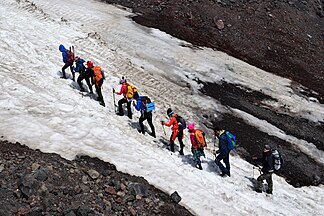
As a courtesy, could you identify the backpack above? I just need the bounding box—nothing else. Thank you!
[126,84,138,99]
[176,115,186,131]
[195,130,206,148]
[272,149,283,171]
[225,131,237,150]
[67,50,75,63]
[141,96,155,112]
[93,66,103,85]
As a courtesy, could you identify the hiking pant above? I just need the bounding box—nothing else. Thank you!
[215,151,230,175]
[170,130,184,152]
[256,172,273,192]
[118,98,132,119]
[77,74,93,93]
[62,62,74,79]
[139,111,155,135]
[95,79,104,106]
[192,147,205,167]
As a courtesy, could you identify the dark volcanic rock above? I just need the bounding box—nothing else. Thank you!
[0,140,192,216]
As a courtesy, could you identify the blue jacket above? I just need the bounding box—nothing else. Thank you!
[74,59,85,73]
[218,132,230,155]
[59,44,68,63]
[134,96,146,113]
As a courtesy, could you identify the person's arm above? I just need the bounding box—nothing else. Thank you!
[134,99,142,111]
[116,85,125,95]
[163,117,176,127]
[62,52,68,63]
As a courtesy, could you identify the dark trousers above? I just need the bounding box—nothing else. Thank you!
[256,172,273,192]
[215,152,230,175]
[62,62,74,80]
[95,79,104,106]
[170,130,184,152]
[77,74,93,93]
[139,111,155,135]
[118,98,132,119]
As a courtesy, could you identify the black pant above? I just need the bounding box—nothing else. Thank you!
[139,111,155,135]
[95,79,104,106]
[215,151,230,175]
[77,74,93,93]
[62,62,74,79]
[170,130,184,152]
[118,98,132,119]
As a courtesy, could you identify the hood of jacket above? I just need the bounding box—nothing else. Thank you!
[59,44,67,52]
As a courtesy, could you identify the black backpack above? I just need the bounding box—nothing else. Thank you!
[176,115,186,131]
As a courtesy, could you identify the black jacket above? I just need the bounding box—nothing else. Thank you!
[255,150,274,173]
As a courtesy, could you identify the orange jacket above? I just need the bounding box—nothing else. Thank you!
[163,114,178,131]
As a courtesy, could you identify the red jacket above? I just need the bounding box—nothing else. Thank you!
[163,114,178,131]
[116,83,128,98]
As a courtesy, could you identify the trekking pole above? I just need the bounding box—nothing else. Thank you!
[162,125,166,136]
[253,166,255,179]
[112,88,116,113]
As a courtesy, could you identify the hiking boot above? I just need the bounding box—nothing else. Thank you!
[99,101,105,107]
[149,132,156,138]
[60,76,67,79]
[179,150,184,155]
[137,129,145,134]
[220,173,227,177]
[266,190,272,194]
[255,189,262,193]
[116,113,124,116]
[198,164,202,170]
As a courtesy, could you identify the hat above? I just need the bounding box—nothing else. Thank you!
[264,145,271,151]
[167,108,173,116]
[187,123,194,130]
[87,61,94,68]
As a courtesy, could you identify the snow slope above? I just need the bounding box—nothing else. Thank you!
[0,0,323,215]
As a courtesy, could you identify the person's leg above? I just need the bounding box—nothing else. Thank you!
[85,76,93,93]
[177,130,184,155]
[96,80,104,106]
[256,173,267,192]
[170,131,177,152]
[77,74,84,91]
[146,112,155,137]
[138,114,145,134]
[265,173,273,193]
[126,100,132,119]
[69,64,75,81]
[215,154,226,174]
[118,98,126,115]
[61,63,69,78]
[223,153,230,176]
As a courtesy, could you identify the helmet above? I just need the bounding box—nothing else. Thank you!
[87,61,94,68]
[75,56,80,62]
[187,123,194,130]
[167,108,173,116]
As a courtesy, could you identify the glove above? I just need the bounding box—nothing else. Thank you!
[216,150,220,154]
[161,121,164,125]
[113,88,115,93]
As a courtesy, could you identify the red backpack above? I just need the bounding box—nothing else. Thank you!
[67,50,75,63]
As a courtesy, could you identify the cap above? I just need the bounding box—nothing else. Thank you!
[87,61,94,68]
[167,108,173,116]
[187,123,194,130]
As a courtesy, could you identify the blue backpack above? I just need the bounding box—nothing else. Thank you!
[225,131,237,150]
